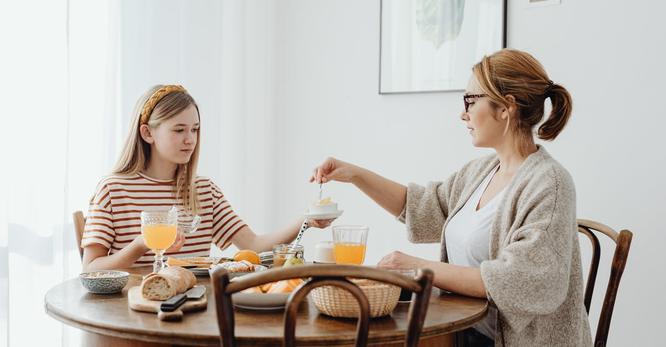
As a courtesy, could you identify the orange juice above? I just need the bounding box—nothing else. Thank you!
[333,243,366,265]
[142,224,177,250]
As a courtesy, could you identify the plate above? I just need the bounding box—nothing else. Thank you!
[190,264,268,278]
[233,304,285,311]
[304,210,344,220]
[232,292,290,310]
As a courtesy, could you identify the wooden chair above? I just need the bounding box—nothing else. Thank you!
[211,264,434,347]
[72,211,85,260]
[577,219,633,347]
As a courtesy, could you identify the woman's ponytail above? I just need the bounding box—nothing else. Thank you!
[538,84,573,141]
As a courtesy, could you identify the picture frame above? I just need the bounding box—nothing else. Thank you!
[526,0,561,8]
[379,0,507,94]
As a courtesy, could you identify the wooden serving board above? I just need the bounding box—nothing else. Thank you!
[128,286,207,321]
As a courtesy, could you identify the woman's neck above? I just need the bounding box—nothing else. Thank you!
[143,157,177,180]
[494,138,537,176]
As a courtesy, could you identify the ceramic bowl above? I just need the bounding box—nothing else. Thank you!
[79,270,129,294]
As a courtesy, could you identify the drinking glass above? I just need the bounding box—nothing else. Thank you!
[332,225,369,265]
[173,205,201,234]
[141,208,178,273]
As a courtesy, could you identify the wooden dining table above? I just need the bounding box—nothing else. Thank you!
[45,267,488,346]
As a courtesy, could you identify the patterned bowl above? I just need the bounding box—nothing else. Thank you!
[79,271,130,294]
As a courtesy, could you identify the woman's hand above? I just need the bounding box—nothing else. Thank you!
[377,250,426,270]
[166,231,186,253]
[309,157,360,184]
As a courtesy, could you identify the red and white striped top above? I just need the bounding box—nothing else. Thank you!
[81,172,247,266]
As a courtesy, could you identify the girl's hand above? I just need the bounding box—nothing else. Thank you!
[377,251,425,270]
[166,231,186,253]
[309,157,359,184]
[307,218,335,229]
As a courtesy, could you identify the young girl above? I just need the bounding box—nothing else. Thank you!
[311,49,592,346]
[82,85,331,271]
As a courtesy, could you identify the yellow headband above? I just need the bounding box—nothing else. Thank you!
[140,85,187,124]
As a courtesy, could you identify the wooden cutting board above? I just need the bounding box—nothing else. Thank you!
[128,286,207,321]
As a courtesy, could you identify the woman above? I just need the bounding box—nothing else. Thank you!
[82,85,331,271]
[310,49,592,346]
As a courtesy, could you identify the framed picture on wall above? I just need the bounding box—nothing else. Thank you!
[379,0,507,94]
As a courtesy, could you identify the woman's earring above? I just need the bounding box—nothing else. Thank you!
[502,114,511,136]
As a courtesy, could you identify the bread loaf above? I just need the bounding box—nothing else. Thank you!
[140,266,197,301]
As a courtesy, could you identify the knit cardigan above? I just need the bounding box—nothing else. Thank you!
[399,146,592,346]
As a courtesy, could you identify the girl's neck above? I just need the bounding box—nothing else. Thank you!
[143,157,177,181]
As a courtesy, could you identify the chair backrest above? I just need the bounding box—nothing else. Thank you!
[211,264,434,347]
[72,211,85,260]
[577,219,633,347]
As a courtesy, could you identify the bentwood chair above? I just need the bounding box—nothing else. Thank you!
[72,211,85,260]
[211,264,434,347]
[577,219,633,347]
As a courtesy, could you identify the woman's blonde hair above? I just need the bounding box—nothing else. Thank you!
[113,85,201,214]
[472,48,573,154]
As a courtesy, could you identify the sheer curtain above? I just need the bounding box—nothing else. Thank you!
[0,1,263,345]
[0,1,120,345]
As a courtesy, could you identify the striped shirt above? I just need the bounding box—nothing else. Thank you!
[81,172,247,266]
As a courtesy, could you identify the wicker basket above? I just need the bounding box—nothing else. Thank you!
[310,278,400,318]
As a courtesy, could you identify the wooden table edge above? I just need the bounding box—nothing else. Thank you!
[45,301,219,346]
[46,299,488,346]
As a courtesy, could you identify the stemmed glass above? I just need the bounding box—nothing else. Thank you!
[141,208,178,273]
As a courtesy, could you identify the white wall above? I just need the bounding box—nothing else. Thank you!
[233,0,666,345]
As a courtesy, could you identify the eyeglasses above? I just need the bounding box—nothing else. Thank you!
[463,94,488,113]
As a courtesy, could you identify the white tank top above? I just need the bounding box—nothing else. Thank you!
[445,165,504,267]
[445,165,504,339]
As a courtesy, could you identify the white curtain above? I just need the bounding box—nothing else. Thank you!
[0,1,268,346]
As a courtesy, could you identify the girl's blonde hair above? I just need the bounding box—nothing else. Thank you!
[472,48,573,154]
[113,85,201,214]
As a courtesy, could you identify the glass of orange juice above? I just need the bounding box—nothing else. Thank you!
[332,225,369,265]
[141,208,178,273]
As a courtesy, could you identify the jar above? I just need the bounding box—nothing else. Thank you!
[313,241,335,264]
[272,244,304,267]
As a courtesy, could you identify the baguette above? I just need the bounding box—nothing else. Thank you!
[140,266,197,301]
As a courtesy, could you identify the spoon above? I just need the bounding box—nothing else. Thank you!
[289,220,310,251]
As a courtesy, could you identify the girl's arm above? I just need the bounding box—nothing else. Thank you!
[81,238,149,271]
[82,232,186,271]
[230,218,332,253]
[311,158,407,217]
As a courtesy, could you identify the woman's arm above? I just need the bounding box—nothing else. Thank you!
[311,158,407,217]
[378,251,487,298]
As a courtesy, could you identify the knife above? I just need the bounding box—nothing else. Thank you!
[157,286,206,321]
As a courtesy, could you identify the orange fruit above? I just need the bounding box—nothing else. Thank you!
[233,249,261,265]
